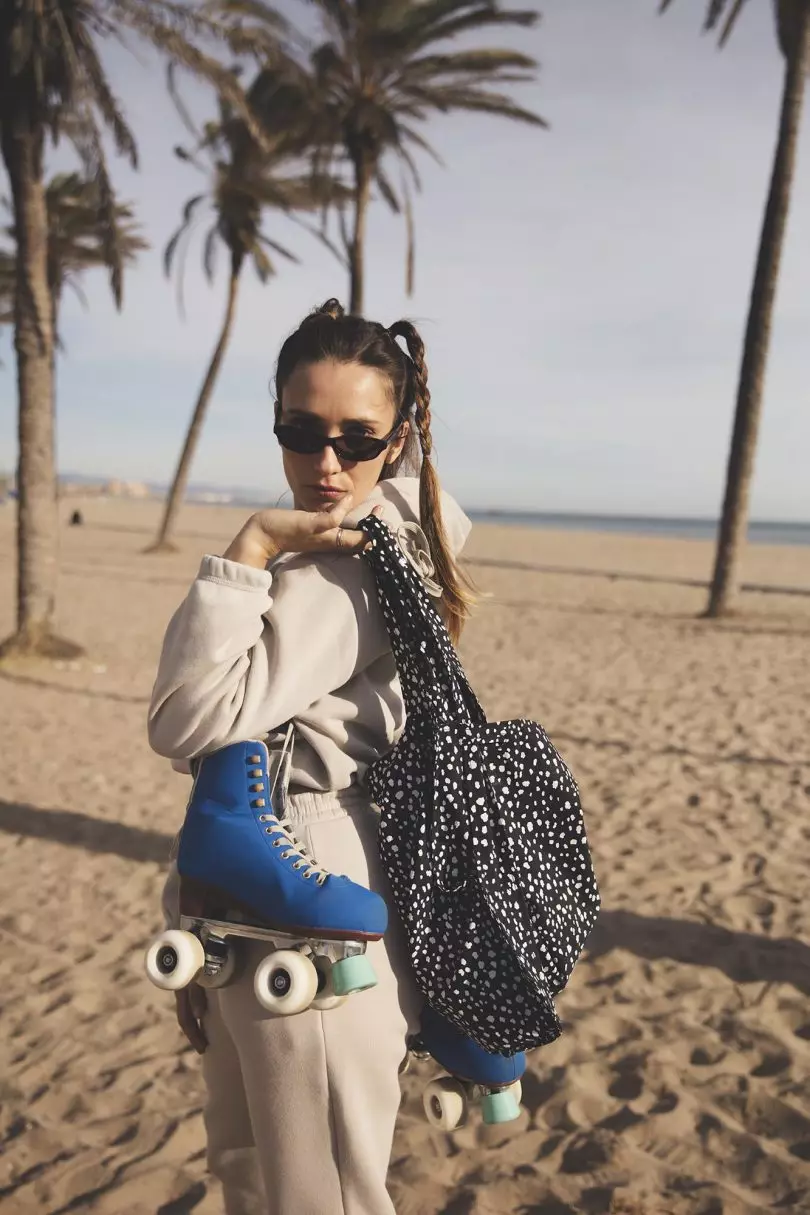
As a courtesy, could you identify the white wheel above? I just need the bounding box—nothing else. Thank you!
[423,1077,469,1131]
[196,945,238,990]
[145,930,205,991]
[310,956,348,1012]
[254,950,318,1015]
[508,1079,522,1106]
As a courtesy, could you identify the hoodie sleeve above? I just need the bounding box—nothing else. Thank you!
[147,551,391,761]
[147,479,471,762]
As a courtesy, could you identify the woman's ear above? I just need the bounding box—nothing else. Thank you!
[385,419,410,465]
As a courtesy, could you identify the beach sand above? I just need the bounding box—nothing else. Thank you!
[1,496,809,1215]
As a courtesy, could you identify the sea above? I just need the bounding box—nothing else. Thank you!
[466,511,810,548]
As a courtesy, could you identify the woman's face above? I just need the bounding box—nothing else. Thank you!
[277,359,409,513]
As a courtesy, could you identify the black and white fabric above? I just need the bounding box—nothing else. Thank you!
[360,513,600,1055]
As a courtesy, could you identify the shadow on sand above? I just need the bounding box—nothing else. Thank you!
[0,798,174,865]
[0,670,150,705]
[466,555,810,599]
[588,908,810,997]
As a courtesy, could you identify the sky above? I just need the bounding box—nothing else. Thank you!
[0,0,808,520]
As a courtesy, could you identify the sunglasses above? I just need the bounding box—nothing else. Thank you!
[274,417,404,463]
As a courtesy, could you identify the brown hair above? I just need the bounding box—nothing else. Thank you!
[274,298,474,642]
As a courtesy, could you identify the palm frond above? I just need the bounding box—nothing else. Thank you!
[163,193,205,275]
[710,0,748,46]
[404,84,548,127]
[203,222,219,281]
[397,123,444,172]
[250,240,275,281]
[374,162,402,212]
[289,210,349,267]
[659,0,751,46]
[402,49,538,80]
[1,172,145,341]
[403,168,415,296]
[70,20,138,165]
[257,232,298,261]
[389,3,540,54]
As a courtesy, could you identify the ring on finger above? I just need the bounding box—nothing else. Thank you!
[336,527,345,549]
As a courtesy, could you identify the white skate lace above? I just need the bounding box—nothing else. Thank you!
[258,813,328,886]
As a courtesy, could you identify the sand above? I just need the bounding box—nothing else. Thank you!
[1,495,809,1215]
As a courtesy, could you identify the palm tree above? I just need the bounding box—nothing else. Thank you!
[1,173,147,351]
[145,81,346,553]
[278,0,547,314]
[0,0,288,659]
[660,0,810,616]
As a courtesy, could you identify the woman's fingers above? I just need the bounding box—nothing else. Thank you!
[332,526,369,552]
[325,506,386,553]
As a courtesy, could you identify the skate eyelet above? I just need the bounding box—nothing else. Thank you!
[253,799,266,809]
[272,839,281,847]
[265,827,274,835]
[248,754,261,763]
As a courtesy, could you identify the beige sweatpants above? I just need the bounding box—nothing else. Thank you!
[198,787,421,1215]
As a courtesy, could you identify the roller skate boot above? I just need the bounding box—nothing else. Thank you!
[145,739,387,1015]
[408,1003,526,1130]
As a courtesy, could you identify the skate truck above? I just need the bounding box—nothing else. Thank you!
[144,738,387,1015]
[408,1003,526,1130]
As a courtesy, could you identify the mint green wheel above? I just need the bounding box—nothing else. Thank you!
[481,1088,521,1125]
[331,953,377,996]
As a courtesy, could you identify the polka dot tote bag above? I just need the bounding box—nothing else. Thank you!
[360,513,600,1055]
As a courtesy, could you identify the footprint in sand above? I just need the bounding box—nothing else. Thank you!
[607,1055,646,1101]
[750,1050,792,1078]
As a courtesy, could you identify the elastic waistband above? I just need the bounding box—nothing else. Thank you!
[285,784,373,826]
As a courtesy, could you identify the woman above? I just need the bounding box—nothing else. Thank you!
[148,299,473,1215]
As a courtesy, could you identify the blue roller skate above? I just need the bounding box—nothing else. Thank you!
[145,738,387,1015]
[408,1004,526,1130]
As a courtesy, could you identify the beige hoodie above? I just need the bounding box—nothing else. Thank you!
[147,476,471,793]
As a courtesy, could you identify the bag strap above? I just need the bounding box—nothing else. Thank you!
[359,513,486,730]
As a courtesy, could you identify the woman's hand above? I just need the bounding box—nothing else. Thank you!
[223,497,382,570]
[175,984,208,1054]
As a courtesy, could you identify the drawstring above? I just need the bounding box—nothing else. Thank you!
[257,812,328,885]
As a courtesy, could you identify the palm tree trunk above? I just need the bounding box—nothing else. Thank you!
[0,120,80,659]
[349,151,372,315]
[706,0,810,617]
[146,267,242,553]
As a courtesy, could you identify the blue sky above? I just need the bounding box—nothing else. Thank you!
[0,0,808,519]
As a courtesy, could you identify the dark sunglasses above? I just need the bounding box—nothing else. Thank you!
[273,417,404,463]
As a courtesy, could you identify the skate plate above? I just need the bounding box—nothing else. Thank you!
[144,915,378,1014]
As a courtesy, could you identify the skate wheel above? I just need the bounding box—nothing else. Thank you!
[331,953,377,997]
[481,1087,521,1125]
[423,1077,468,1131]
[254,950,318,1015]
[145,930,205,991]
[196,945,238,990]
[310,956,347,1012]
